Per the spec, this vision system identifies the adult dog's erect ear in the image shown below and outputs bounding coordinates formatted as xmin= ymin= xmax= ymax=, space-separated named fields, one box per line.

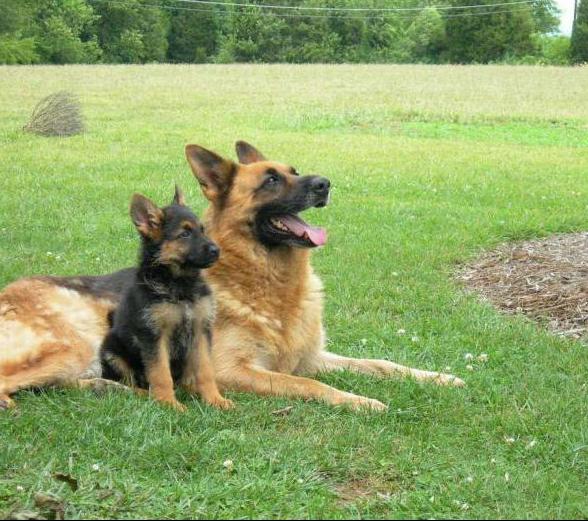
xmin=235 ymin=141 xmax=266 ymax=164
xmin=130 ymin=193 xmax=163 ymax=240
xmin=185 ymin=144 xmax=236 ymax=202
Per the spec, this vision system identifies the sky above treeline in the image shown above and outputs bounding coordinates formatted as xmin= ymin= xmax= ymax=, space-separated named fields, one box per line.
xmin=556 ymin=0 xmax=574 ymax=35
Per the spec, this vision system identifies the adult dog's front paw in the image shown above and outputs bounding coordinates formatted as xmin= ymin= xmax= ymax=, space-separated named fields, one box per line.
xmin=0 ymin=397 xmax=15 ymax=410
xmin=336 ymin=392 xmax=388 ymax=412
xmin=434 ymin=373 xmax=465 ymax=387
xmin=414 ymin=370 xmax=465 ymax=387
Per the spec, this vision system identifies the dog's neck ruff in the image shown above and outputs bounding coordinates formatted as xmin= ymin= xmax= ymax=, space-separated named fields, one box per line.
xmin=137 ymin=264 xmax=204 ymax=303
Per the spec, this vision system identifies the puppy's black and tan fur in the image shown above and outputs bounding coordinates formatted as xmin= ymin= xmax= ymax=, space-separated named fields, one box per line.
xmin=100 ymin=188 xmax=232 ymax=411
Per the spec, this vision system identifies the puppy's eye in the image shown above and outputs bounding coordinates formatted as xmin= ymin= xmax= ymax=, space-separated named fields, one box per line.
xmin=179 ymin=229 xmax=192 ymax=239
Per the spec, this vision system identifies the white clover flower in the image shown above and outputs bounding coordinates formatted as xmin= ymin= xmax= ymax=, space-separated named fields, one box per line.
xmin=477 ymin=353 xmax=489 ymax=363
xmin=464 ymin=353 xmax=474 ymax=361
xmin=453 ymin=500 xmax=470 ymax=511
xmin=397 ymin=328 xmax=406 ymax=336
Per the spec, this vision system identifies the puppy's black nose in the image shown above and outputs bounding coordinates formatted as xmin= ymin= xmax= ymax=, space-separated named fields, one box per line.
xmin=311 ymin=176 xmax=331 ymax=195
xmin=207 ymin=243 xmax=220 ymax=260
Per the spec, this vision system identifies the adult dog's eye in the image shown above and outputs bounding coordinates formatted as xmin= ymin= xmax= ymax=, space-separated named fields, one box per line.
xmin=264 ymin=170 xmax=280 ymax=187
xmin=179 ymin=229 xmax=192 ymax=239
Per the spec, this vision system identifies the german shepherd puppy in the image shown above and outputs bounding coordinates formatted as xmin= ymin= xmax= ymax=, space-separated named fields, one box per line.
xmin=184 ymin=142 xmax=465 ymax=411
xmin=101 ymin=188 xmax=233 ymax=411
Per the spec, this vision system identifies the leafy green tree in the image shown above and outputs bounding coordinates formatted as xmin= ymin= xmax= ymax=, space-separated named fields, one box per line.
xmin=216 ymin=7 xmax=289 ymax=62
xmin=93 ymin=0 xmax=169 ymax=63
xmin=295 ymin=32 xmax=342 ymax=63
xmin=572 ymin=0 xmax=588 ymax=63
xmin=0 ymin=0 xmax=573 ymax=65
xmin=534 ymin=34 xmax=570 ymax=64
xmin=406 ymin=7 xmax=446 ymax=63
xmin=361 ymin=16 xmax=405 ymax=62
xmin=110 ymin=29 xmax=145 ymax=63
xmin=0 ymin=34 xmax=39 ymax=64
xmin=326 ymin=11 xmax=365 ymax=61
xmin=168 ymin=9 xmax=218 ymax=63
xmin=444 ymin=0 xmax=536 ymax=62
xmin=530 ymin=0 xmax=560 ymax=34
xmin=0 ymin=0 xmax=37 ymax=35
xmin=34 ymin=0 xmax=101 ymax=64
xmin=0 ymin=0 xmax=39 ymax=64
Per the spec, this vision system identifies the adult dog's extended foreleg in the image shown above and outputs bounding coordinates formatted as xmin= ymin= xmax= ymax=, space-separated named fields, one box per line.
xmin=218 ymin=365 xmax=388 ymax=411
xmin=303 ymin=351 xmax=465 ymax=387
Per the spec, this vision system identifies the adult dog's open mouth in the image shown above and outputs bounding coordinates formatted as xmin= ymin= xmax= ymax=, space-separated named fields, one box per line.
xmin=269 ymin=214 xmax=327 ymax=247
xmin=254 ymin=173 xmax=331 ymax=249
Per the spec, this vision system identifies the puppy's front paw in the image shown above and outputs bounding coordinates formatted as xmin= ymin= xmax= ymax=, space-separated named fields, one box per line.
xmin=207 ymin=396 xmax=235 ymax=410
xmin=159 ymin=398 xmax=187 ymax=413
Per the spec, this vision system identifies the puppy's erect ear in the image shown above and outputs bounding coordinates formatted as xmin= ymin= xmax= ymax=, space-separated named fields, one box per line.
xmin=235 ymin=141 xmax=266 ymax=164
xmin=185 ymin=144 xmax=236 ymax=202
xmin=130 ymin=193 xmax=164 ymax=240
xmin=172 ymin=184 xmax=186 ymax=206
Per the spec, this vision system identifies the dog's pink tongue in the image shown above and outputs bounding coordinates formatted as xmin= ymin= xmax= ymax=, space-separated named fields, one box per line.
xmin=281 ymin=215 xmax=327 ymax=246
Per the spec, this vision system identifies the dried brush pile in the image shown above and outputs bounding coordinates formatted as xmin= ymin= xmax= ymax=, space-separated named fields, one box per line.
xmin=459 ymin=233 xmax=588 ymax=341
xmin=23 ymin=91 xmax=85 ymax=137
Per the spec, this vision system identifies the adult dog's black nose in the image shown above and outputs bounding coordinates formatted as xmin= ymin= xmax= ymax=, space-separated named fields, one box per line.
xmin=311 ymin=176 xmax=331 ymax=195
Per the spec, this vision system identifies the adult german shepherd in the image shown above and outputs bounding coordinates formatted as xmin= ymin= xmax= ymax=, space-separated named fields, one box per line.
xmin=0 ymin=141 xmax=463 ymax=411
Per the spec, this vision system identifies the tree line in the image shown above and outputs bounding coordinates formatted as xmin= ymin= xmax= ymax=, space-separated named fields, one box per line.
xmin=0 ymin=0 xmax=579 ymax=66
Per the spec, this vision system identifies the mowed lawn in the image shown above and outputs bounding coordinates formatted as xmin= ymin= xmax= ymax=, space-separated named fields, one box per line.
xmin=0 ymin=64 xmax=587 ymax=519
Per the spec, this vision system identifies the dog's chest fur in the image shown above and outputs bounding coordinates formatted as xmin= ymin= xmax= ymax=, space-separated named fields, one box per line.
xmin=206 ymin=249 xmax=325 ymax=374
xmin=148 ymin=297 xmax=213 ymax=356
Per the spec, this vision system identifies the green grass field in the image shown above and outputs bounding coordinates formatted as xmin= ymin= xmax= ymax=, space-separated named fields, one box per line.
xmin=1 ymin=64 xmax=587 ymax=519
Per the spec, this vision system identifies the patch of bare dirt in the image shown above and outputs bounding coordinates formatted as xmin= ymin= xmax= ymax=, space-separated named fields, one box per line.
xmin=334 ymin=476 xmax=399 ymax=506
xmin=458 ymin=233 xmax=588 ymax=341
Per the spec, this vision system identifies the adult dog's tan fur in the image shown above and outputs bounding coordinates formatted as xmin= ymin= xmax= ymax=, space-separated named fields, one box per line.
xmin=0 ymin=277 xmax=120 ymax=408
xmin=0 ymin=141 xmax=463 ymax=410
